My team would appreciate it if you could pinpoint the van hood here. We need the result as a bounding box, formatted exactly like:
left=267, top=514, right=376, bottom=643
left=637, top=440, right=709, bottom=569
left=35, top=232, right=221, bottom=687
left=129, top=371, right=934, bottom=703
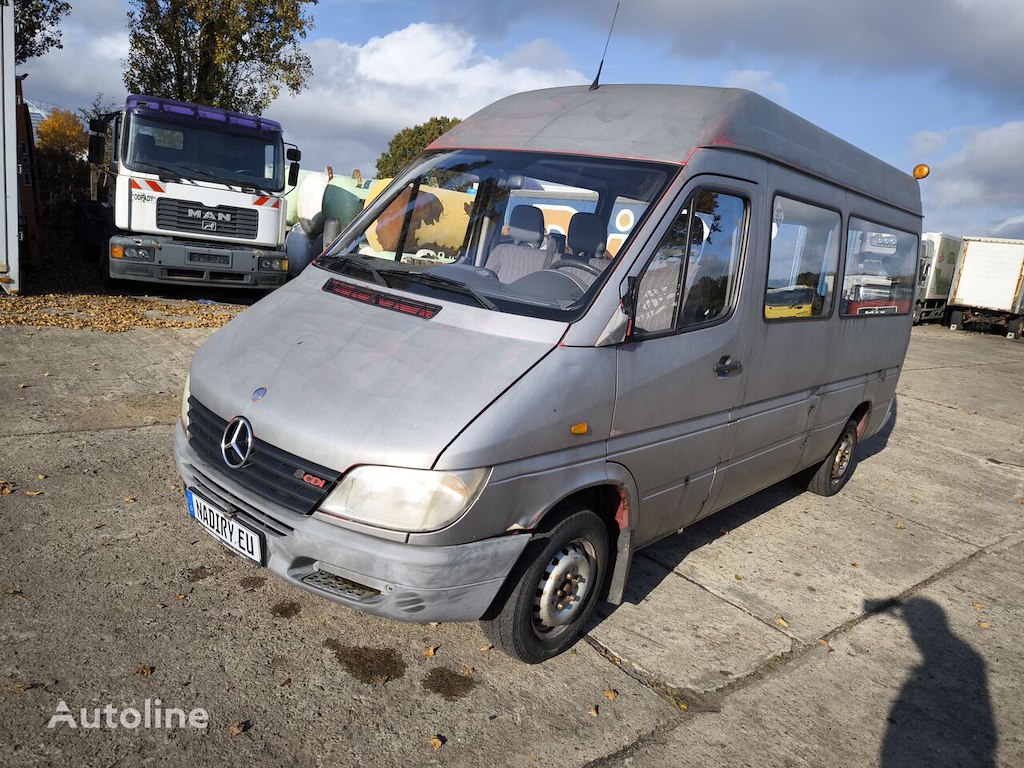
left=189, top=267, right=565, bottom=472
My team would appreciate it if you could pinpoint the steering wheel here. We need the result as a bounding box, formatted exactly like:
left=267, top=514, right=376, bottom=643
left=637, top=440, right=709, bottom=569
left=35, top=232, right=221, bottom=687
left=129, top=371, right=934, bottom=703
left=550, top=258, right=603, bottom=277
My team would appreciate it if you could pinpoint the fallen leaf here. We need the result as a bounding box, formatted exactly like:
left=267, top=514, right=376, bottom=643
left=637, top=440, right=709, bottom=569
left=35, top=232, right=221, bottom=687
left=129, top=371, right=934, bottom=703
left=371, top=674, right=388, bottom=687
left=429, top=735, right=446, bottom=751
left=424, top=645, right=439, bottom=658
left=678, top=702, right=688, bottom=711
left=24, top=490, right=43, bottom=497
left=972, top=602, right=984, bottom=611
left=977, top=621, right=992, bottom=629
left=9, top=682, right=37, bottom=693
left=43, top=372, right=50, bottom=377
left=17, top=383, right=28, bottom=389
left=135, top=665, right=155, bottom=677
left=479, top=643, right=494, bottom=653
left=156, top=602, right=167, bottom=609
left=228, top=721, right=247, bottom=737
left=603, top=689, right=618, bottom=701
left=775, top=616, right=790, bottom=628
left=0, top=484, right=10, bottom=496
left=428, top=621, right=440, bottom=627
left=123, top=497, right=137, bottom=504
left=850, top=562, right=861, bottom=568
left=36, top=474, right=47, bottom=480
left=174, top=594, right=186, bottom=601
left=734, top=574, right=743, bottom=581
left=280, top=677, right=292, bottom=688
left=460, top=667, right=474, bottom=677
left=588, top=704, right=599, bottom=717
left=817, top=639, right=828, bottom=646
left=895, top=522, right=906, bottom=530
left=92, top=523, right=104, bottom=530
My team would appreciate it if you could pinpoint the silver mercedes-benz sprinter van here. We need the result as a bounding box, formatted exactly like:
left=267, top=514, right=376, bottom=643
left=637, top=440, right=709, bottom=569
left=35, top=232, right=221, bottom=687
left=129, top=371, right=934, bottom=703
left=175, top=85, right=923, bottom=663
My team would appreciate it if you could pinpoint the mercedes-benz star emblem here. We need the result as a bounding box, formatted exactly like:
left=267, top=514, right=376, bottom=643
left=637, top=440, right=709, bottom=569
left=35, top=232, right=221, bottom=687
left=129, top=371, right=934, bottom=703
left=221, top=417, right=254, bottom=469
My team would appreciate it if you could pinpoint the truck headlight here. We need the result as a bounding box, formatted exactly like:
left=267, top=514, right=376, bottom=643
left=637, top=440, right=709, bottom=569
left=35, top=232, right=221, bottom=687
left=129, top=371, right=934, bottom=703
left=315, top=466, right=489, bottom=533
left=259, top=257, right=288, bottom=271
left=180, top=372, right=191, bottom=431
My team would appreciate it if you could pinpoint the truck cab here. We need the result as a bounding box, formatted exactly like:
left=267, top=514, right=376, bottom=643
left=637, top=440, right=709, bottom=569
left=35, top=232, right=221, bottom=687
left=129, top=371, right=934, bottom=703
left=81, top=95, right=299, bottom=289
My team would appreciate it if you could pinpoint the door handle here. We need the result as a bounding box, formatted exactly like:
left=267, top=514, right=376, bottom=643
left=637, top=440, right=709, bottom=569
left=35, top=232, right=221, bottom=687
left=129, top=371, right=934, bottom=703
left=713, top=356, right=742, bottom=377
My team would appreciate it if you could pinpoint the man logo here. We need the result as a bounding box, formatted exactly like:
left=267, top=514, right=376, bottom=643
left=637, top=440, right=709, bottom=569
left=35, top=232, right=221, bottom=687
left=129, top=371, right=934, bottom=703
left=202, top=220, right=217, bottom=232
left=187, top=209, right=232, bottom=222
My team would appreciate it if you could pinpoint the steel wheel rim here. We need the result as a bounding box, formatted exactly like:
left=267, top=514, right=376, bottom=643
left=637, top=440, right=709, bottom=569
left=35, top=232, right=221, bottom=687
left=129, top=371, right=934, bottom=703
left=831, top=431, right=854, bottom=482
left=533, top=537, right=596, bottom=636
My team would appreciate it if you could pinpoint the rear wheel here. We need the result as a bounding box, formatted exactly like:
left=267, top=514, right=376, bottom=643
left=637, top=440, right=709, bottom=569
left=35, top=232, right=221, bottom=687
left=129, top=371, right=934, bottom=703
left=949, top=310, right=963, bottom=331
left=481, top=507, right=609, bottom=664
left=804, top=417, right=859, bottom=497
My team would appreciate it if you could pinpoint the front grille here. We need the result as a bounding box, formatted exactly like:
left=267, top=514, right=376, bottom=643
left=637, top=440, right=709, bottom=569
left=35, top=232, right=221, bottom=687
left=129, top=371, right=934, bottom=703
left=302, top=570, right=380, bottom=601
left=187, top=396, right=341, bottom=515
left=157, top=198, right=258, bottom=239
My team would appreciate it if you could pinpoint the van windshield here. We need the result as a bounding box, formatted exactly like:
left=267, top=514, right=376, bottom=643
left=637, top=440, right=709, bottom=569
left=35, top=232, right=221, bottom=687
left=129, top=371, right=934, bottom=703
left=317, top=150, right=676, bottom=320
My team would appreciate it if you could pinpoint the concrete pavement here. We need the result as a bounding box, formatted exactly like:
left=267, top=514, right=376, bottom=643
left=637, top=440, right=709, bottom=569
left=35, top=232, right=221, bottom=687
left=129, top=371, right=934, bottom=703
left=1, top=320, right=1022, bottom=767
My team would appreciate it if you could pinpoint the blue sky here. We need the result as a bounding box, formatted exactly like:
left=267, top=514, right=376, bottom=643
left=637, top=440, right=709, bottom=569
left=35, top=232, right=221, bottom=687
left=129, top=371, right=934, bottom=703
left=18, top=0, right=1024, bottom=237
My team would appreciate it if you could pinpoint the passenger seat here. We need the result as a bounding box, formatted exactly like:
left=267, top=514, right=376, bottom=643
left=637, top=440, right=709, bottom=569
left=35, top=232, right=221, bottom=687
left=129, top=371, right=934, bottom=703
left=486, top=205, right=550, bottom=282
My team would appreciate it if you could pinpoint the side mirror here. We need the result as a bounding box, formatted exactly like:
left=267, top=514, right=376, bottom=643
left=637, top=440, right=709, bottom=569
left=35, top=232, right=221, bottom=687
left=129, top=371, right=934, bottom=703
left=88, top=134, right=105, bottom=165
left=287, top=161, right=300, bottom=188
left=88, top=118, right=105, bottom=133
left=286, top=147, right=301, bottom=162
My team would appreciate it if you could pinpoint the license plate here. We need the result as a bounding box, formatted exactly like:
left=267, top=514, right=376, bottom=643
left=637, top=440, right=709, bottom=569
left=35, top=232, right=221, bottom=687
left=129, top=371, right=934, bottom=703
left=188, top=252, right=230, bottom=265
left=186, top=489, right=264, bottom=565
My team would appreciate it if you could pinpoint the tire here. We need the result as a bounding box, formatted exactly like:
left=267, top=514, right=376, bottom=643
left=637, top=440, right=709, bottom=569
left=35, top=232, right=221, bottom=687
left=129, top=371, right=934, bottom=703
left=481, top=507, right=609, bottom=664
left=804, top=417, right=859, bottom=497
left=1007, top=317, right=1023, bottom=341
left=949, top=310, right=963, bottom=331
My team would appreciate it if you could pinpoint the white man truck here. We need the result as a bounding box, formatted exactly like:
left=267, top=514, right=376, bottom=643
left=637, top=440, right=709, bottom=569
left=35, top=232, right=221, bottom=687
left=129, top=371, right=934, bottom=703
left=914, top=232, right=961, bottom=323
left=946, top=236, right=1024, bottom=340
left=79, top=95, right=300, bottom=289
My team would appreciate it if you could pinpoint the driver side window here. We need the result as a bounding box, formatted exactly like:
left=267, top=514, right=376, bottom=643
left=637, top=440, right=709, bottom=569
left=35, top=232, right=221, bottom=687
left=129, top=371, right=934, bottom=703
left=633, top=190, right=747, bottom=337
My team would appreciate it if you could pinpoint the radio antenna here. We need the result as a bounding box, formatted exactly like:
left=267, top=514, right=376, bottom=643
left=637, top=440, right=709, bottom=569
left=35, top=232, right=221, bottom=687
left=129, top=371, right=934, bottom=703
left=589, top=1, right=620, bottom=91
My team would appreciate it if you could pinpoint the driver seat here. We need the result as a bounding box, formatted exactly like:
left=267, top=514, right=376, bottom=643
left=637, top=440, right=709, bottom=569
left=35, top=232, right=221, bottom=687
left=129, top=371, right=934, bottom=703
left=486, top=205, right=551, bottom=282
left=558, top=212, right=609, bottom=287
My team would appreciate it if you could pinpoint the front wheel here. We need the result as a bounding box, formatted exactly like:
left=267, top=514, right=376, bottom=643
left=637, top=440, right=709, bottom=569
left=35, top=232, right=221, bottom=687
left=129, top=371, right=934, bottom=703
left=481, top=507, right=609, bottom=664
left=804, top=417, right=859, bottom=497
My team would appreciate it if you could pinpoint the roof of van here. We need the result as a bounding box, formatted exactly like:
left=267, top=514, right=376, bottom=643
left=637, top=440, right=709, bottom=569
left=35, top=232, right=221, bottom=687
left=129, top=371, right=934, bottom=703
left=429, top=85, right=922, bottom=216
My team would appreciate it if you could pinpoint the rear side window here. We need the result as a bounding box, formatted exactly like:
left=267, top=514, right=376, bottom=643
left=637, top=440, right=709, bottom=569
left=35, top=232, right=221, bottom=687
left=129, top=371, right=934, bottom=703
left=633, top=190, right=746, bottom=336
left=841, top=218, right=919, bottom=316
left=764, top=196, right=840, bottom=320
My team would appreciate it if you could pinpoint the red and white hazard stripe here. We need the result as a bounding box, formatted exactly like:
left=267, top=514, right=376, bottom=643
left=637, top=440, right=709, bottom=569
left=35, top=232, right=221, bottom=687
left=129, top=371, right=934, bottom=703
left=252, top=196, right=281, bottom=209
left=130, top=178, right=165, bottom=193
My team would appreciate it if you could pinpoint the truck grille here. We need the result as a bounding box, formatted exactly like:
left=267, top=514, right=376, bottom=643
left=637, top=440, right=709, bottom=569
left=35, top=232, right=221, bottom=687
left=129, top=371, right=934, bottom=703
left=157, top=198, right=259, bottom=239
left=186, top=396, right=341, bottom=515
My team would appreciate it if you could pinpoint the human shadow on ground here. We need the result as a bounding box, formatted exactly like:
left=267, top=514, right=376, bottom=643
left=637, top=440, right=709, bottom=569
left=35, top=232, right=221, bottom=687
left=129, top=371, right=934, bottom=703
left=874, top=595, right=997, bottom=768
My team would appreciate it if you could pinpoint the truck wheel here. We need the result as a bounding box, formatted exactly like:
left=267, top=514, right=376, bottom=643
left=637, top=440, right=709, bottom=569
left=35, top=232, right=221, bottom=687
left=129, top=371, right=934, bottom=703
left=804, top=418, right=859, bottom=497
left=1007, top=317, right=1023, bottom=341
left=949, top=310, right=963, bottom=331
left=481, top=507, right=609, bottom=664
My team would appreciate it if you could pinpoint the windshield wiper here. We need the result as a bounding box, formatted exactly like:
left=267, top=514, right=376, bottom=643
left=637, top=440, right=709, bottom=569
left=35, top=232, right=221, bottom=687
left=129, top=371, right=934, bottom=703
left=315, top=253, right=390, bottom=287
left=377, top=269, right=499, bottom=312
left=136, top=162, right=186, bottom=182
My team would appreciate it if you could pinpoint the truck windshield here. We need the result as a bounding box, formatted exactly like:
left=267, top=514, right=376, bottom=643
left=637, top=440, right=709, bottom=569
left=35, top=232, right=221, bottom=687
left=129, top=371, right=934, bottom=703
left=122, top=113, right=284, bottom=191
left=318, top=149, right=676, bottom=321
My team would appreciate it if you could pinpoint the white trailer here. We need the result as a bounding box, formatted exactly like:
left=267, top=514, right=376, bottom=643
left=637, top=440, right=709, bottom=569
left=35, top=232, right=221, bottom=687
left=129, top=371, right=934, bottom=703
left=914, top=232, right=961, bottom=323
left=946, top=236, right=1024, bottom=339
left=0, top=1, right=18, bottom=296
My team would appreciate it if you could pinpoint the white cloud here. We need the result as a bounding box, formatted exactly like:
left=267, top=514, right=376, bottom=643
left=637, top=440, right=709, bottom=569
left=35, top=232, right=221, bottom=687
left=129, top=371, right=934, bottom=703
left=920, top=121, right=1024, bottom=235
left=266, top=23, right=587, bottom=176
left=722, top=70, right=788, bottom=105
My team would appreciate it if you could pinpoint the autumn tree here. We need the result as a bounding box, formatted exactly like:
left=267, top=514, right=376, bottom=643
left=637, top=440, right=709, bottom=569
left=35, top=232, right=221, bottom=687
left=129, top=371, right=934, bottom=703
left=34, top=109, right=89, bottom=226
left=36, top=108, right=87, bottom=155
left=375, top=117, right=461, bottom=178
left=14, top=0, right=71, bottom=65
left=123, top=0, right=317, bottom=115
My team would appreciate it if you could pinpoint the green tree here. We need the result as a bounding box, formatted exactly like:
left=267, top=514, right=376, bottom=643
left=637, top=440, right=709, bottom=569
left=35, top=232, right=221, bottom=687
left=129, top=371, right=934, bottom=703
left=375, top=117, right=461, bottom=178
left=76, top=92, right=120, bottom=123
left=14, top=0, right=71, bottom=65
left=123, top=0, right=317, bottom=115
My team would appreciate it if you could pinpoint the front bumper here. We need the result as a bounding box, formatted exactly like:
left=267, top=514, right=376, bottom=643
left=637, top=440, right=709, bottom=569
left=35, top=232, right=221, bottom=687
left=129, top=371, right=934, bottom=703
left=173, top=422, right=530, bottom=622
left=109, top=234, right=287, bottom=288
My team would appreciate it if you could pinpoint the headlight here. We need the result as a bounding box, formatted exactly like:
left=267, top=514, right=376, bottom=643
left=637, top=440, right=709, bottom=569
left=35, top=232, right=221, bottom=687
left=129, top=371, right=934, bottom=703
left=315, top=466, right=489, bottom=533
left=180, top=372, right=191, bottom=430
